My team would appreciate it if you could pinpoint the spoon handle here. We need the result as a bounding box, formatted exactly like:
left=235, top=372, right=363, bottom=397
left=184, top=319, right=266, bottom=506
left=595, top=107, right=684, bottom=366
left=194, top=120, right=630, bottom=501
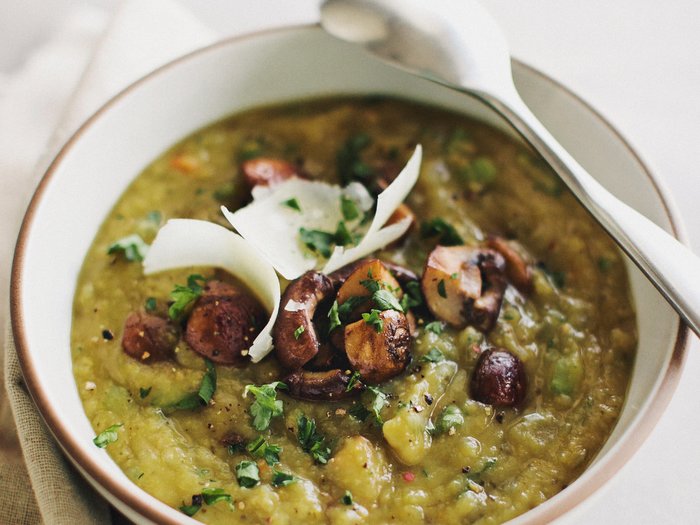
left=481, top=90, right=700, bottom=337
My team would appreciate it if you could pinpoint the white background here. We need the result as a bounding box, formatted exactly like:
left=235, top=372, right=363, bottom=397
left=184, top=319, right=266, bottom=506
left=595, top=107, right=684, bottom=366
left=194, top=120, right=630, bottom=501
left=2, top=0, right=699, bottom=523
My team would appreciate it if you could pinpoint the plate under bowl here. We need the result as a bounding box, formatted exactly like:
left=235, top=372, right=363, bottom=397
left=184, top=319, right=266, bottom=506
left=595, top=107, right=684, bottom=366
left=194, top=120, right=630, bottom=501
left=11, top=25, right=688, bottom=525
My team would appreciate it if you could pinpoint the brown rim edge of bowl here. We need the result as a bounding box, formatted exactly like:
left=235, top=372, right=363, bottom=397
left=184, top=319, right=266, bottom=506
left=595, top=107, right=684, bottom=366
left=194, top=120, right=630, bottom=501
left=10, top=23, right=690, bottom=525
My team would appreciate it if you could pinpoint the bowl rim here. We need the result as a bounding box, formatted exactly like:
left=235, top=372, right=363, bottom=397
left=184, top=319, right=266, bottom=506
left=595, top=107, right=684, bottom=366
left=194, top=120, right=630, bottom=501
left=10, top=23, right=690, bottom=525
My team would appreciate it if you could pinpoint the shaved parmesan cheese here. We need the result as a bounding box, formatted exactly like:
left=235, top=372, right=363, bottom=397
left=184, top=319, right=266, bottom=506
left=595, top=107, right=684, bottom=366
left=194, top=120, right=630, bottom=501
left=143, top=219, right=280, bottom=362
left=323, top=145, right=422, bottom=273
left=224, top=145, right=422, bottom=279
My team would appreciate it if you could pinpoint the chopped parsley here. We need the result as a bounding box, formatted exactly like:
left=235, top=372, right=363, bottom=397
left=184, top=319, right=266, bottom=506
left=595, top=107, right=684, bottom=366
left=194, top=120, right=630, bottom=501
left=297, top=414, right=331, bottom=464
left=334, top=221, right=354, bottom=246
left=169, top=359, right=217, bottom=410
left=144, top=297, right=157, bottom=312
left=327, top=301, right=342, bottom=332
left=598, top=256, right=613, bottom=272
left=179, top=495, right=203, bottom=516
left=271, top=470, right=298, bottom=487
left=294, top=325, right=305, bottom=339
left=93, top=423, right=123, bottom=448
left=299, top=228, right=335, bottom=258
left=107, top=234, right=149, bottom=262
left=434, top=405, right=464, bottom=434
left=139, top=386, right=152, bottom=399
left=346, top=371, right=361, bottom=392
left=337, top=133, right=374, bottom=184
left=362, top=309, right=384, bottom=333
left=246, top=436, right=281, bottom=466
left=342, top=490, right=354, bottom=505
left=368, top=387, right=390, bottom=424
left=420, top=218, right=464, bottom=246
left=201, top=487, right=232, bottom=506
left=400, top=280, right=423, bottom=311
left=244, top=381, right=287, bottom=431
left=372, top=289, right=403, bottom=312
left=168, top=274, right=207, bottom=321
left=235, top=460, right=260, bottom=488
left=421, top=348, right=445, bottom=363
left=425, top=320, right=444, bottom=335
left=282, top=197, right=302, bottom=212
left=437, top=279, right=447, bottom=298
left=341, top=195, right=361, bottom=221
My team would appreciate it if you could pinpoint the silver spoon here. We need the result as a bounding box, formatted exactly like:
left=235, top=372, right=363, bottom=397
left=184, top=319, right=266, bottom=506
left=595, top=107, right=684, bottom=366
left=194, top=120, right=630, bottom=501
left=321, top=0, right=700, bottom=337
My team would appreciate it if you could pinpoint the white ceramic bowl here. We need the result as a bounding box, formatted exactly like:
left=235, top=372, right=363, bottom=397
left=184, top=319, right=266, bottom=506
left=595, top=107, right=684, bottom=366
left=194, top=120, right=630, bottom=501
left=11, top=25, right=689, bottom=524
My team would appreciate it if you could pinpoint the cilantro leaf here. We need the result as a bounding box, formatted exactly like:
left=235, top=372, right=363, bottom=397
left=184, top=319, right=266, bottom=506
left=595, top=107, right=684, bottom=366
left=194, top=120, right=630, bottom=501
left=235, top=460, right=260, bottom=488
left=246, top=436, right=281, bottom=466
left=271, top=470, right=298, bottom=487
left=107, top=234, right=149, bottom=262
left=420, top=218, right=464, bottom=246
left=244, top=381, right=287, bottom=431
left=93, top=423, right=123, bottom=448
left=297, top=414, right=331, bottom=464
left=168, top=274, right=207, bottom=321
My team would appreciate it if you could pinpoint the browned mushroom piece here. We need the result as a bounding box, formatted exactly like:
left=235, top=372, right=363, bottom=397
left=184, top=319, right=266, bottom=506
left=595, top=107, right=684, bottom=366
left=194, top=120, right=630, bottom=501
left=185, top=280, right=267, bottom=366
left=344, top=310, right=411, bottom=384
left=328, top=258, right=417, bottom=290
left=122, top=311, right=180, bottom=363
left=272, top=271, right=335, bottom=370
left=241, top=157, right=304, bottom=187
left=487, top=236, right=533, bottom=294
left=336, top=259, right=403, bottom=309
left=421, top=245, right=507, bottom=332
left=470, top=348, right=527, bottom=407
left=285, top=369, right=363, bottom=401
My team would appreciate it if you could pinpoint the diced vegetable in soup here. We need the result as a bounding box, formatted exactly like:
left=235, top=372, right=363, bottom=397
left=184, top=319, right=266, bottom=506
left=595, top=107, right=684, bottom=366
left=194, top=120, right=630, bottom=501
left=71, top=96, right=636, bottom=524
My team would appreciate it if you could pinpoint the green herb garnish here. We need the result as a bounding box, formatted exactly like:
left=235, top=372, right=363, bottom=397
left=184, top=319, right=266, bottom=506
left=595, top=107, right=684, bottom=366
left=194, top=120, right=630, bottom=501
left=435, top=405, right=464, bottom=434
left=327, top=300, right=342, bottom=333
left=400, top=281, right=423, bottom=311
left=168, top=274, right=207, bottom=321
left=144, top=297, right=157, bottom=312
left=341, top=195, right=361, bottom=221
left=372, top=289, right=403, bottom=312
left=271, top=470, right=298, bottom=487
left=346, top=371, right=361, bottom=392
left=437, top=280, right=447, bottom=298
left=362, top=309, right=384, bottom=333
left=337, top=133, right=374, bottom=184
left=246, top=436, right=282, bottom=466
left=139, top=386, right=152, bottom=399
left=179, top=496, right=202, bottom=517
left=297, top=414, right=331, bottom=464
left=169, top=359, right=217, bottom=410
left=244, top=381, right=287, bottom=431
left=201, top=488, right=232, bottom=506
left=107, top=234, right=149, bottom=262
left=334, top=221, right=354, bottom=246
left=421, top=348, right=445, bottom=363
left=93, top=423, right=123, bottom=448
left=235, top=460, right=260, bottom=488
left=299, top=228, right=335, bottom=258
left=294, top=325, right=305, bottom=340
left=342, top=490, right=354, bottom=505
left=367, top=386, right=389, bottom=424
left=424, top=321, right=444, bottom=334
left=420, top=218, right=464, bottom=246
left=282, top=197, right=302, bottom=212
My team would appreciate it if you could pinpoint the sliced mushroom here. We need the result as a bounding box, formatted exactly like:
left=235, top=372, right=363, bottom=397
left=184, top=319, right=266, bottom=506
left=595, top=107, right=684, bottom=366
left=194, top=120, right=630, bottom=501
left=272, top=271, right=335, bottom=369
left=185, top=280, right=266, bottom=365
left=487, top=236, right=533, bottom=294
left=329, top=259, right=417, bottom=289
left=421, top=246, right=506, bottom=332
left=344, top=310, right=411, bottom=384
left=285, top=368, right=363, bottom=401
left=122, top=311, right=179, bottom=363
left=470, top=348, right=527, bottom=406
left=241, top=157, right=303, bottom=187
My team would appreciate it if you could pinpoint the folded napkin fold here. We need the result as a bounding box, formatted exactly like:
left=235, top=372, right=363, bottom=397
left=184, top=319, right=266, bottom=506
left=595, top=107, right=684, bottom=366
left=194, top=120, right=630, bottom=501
left=1, top=1, right=216, bottom=522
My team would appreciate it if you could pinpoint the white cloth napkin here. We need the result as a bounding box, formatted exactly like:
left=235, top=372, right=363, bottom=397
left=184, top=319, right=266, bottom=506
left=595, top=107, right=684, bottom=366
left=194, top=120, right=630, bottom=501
left=0, top=1, right=216, bottom=522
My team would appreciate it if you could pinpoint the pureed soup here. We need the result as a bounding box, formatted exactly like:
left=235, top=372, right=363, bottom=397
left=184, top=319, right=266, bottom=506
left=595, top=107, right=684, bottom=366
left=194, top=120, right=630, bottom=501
left=71, top=97, right=636, bottom=524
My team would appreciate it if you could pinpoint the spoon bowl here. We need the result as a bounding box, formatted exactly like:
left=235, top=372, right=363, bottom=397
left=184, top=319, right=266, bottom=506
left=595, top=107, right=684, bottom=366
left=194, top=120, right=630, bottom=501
left=321, top=0, right=700, bottom=337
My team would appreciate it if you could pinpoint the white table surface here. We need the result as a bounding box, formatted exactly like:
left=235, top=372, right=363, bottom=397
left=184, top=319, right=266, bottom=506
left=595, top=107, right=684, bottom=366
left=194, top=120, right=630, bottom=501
left=2, top=1, right=699, bottom=523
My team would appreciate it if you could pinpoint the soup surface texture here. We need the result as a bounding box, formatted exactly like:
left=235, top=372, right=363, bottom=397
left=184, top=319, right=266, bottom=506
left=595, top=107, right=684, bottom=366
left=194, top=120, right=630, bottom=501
left=72, top=97, right=636, bottom=524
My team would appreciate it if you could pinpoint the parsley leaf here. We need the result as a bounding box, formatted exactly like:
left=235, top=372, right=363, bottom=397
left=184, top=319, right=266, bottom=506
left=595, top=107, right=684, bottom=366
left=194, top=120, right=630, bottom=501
left=327, top=300, right=342, bottom=333
left=235, top=460, right=260, bottom=488
left=435, top=405, right=464, bottom=434
left=139, top=386, right=152, bottom=399
left=168, top=274, right=207, bottom=321
left=348, top=403, right=371, bottom=422
left=282, top=197, right=302, bottom=212
left=334, top=221, right=354, bottom=246
left=337, top=133, right=374, bottom=184
left=179, top=495, right=202, bottom=516
left=93, top=423, right=123, bottom=448
left=362, top=309, right=384, bottom=333
left=107, top=234, right=149, bottom=262
left=424, top=321, right=444, bottom=335
left=341, top=195, right=361, bottom=221
left=420, top=218, right=464, bottom=246
left=201, top=488, right=232, bottom=506
left=297, top=414, right=331, bottom=464
left=346, top=371, right=361, bottom=392
left=144, top=297, right=157, bottom=312
left=367, top=386, right=390, bottom=425
left=400, top=281, right=423, bottom=311
left=342, top=490, right=354, bottom=505
left=437, top=279, right=447, bottom=298
left=421, top=348, right=445, bottom=363
left=294, top=325, right=305, bottom=339
left=169, top=359, right=217, bottom=410
left=271, top=470, right=298, bottom=487
left=299, top=228, right=335, bottom=258
left=246, top=436, right=281, bottom=466
left=244, top=381, right=287, bottom=431
left=372, top=289, right=403, bottom=312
